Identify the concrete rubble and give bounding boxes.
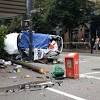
[0,59,63,95]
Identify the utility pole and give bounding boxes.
[26,0,33,61]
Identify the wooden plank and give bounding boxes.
[0,14,19,19]
[0,0,26,6]
[0,8,26,14]
[0,0,26,15]
[0,4,26,10]
[0,0,34,18]
[0,12,18,17]
[3,0,26,3]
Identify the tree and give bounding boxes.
[47,0,81,30]
[32,0,55,33]
[7,17,22,33]
[0,16,22,33]
[32,0,94,33]
[0,25,8,58]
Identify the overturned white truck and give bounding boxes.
[4,32,63,62]
[4,32,19,55]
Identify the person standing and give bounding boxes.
[94,36,99,53]
[90,38,95,54]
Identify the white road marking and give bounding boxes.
[46,71,100,100]
[80,71,100,80]
[80,60,87,62]
[81,71,100,75]
[80,74,100,80]
[47,88,86,100]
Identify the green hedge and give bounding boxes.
[0,25,8,58]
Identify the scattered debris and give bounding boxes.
[4,61,12,66]
[0,77,63,94]
[0,59,64,95]
[13,65,22,73]
[0,65,6,69]
[0,59,5,65]
[0,59,12,69]
[0,59,6,68]
[24,75,31,78]
[6,89,15,93]
[8,76,17,79]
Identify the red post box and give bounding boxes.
[65,53,79,79]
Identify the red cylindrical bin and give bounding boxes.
[65,53,79,79]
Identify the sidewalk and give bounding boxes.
[63,48,100,56]
[63,48,90,53]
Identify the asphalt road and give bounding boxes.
[0,52,100,100]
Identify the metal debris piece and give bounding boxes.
[8,76,17,79]
[0,79,63,94]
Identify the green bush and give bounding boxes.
[0,25,8,58]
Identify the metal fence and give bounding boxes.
[63,42,90,50]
